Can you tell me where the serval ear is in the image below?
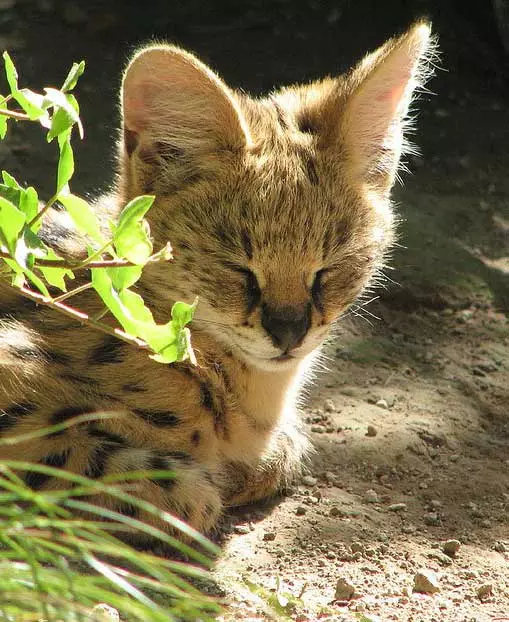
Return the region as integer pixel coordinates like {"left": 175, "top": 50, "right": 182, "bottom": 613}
{"left": 121, "top": 45, "right": 251, "bottom": 194}
{"left": 275, "top": 21, "right": 435, "bottom": 194}
{"left": 339, "top": 21, "right": 435, "bottom": 192}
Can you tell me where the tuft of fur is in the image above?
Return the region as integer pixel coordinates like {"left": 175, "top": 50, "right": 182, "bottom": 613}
{"left": 0, "top": 22, "right": 434, "bottom": 536}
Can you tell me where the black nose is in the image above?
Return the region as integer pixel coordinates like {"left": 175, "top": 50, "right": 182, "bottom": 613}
{"left": 261, "top": 304, "right": 311, "bottom": 352}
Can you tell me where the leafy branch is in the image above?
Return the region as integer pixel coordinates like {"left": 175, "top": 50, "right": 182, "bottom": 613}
{"left": 0, "top": 52, "right": 196, "bottom": 365}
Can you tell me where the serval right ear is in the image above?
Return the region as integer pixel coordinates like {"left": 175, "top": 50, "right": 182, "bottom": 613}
{"left": 340, "top": 21, "right": 436, "bottom": 193}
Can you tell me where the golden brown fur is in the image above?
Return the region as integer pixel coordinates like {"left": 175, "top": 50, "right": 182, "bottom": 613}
{"left": 0, "top": 23, "right": 434, "bottom": 536}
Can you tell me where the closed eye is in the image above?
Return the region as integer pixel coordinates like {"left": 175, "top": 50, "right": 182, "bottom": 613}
{"left": 311, "top": 269, "right": 326, "bottom": 313}
{"left": 235, "top": 267, "right": 261, "bottom": 313}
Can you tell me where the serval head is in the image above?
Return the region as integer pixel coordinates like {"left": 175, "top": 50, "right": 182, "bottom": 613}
{"left": 118, "top": 22, "right": 434, "bottom": 370}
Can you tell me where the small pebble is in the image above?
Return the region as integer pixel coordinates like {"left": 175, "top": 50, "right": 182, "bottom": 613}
{"left": 493, "top": 541, "right": 507, "bottom": 553}
{"left": 335, "top": 577, "right": 357, "bottom": 600}
{"left": 324, "top": 398, "right": 336, "bottom": 412}
{"left": 262, "top": 531, "right": 276, "bottom": 542}
{"left": 233, "top": 525, "right": 251, "bottom": 535}
{"left": 364, "top": 489, "right": 379, "bottom": 503}
{"left": 351, "top": 541, "right": 364, "bottom": 554}
{"left": 330, "top": 506, "right": 342, "bottom": 517}
{"left": 388, "top": 503, "right": 407, "bottom": 512}
{"left": 442, "top": 539, "right": 461, "bottom": 557}
{"left": 375, "top": 399, "right": 388, "bottom": 410}
{"left": 413, "top": 569, "right": 441, "bottom": 594}
{"left": 302, "top": 475, "right": 318, "bottom": 486}
{"left": 295, "top": 505, "right": 307, "bottom": 516}
{"left": 423, "top": 512, "right": 441, "bottom": 526}
{"left": 366, "top": 425, "right": 378, "bottom": 437}
{"left": 477, "top": 583, "right": 493, "bottom": 600}
{"left": 311, "top": 425, "right": 326, "bottom": 433}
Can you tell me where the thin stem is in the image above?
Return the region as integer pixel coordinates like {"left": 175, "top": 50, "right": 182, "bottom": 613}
{"left": 74, "top": 240, "right": 114, "bottom": 270}
{"left": 91, "top": 307, "right": 109, "bottom": 322}
{"left": 16, "top": 284, "right": 149, "bottom": 351}
{"left": 52, "top": 281, "right": 93, "bottom": 303}
{"left": 0, "top": 107, "right": 29, "bottom": 120}
{"left": 27, "top": 193, "right": 58, "bottom": 229}
{"left": 0, "top": 250, "right": 140, "bottom": 270}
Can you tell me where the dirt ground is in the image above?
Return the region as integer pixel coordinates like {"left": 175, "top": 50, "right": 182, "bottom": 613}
{"left": 1, "top": 1, "right": 508, "bottom": 620}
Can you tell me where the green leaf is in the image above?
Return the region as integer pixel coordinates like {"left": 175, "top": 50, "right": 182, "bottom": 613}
{"left": 22, "top": 230, "right": 72, "bottom": 291}
{"left": 57, "top": 134, "right": 74, "bottom": 194}
{"left": 2, "top": 170, "right": 21, "bottom": 189}
{"left": 0, "top": 182, "right": 21, "bottom": 207}
{"left": 19, "top": 186, "right": 38, "bottom": 223}
{"left": 91, "top": 268, "right": 137, "bottom": 334}
{"left": 0, "top": 180, "right": 40, "bottom": 231}
{"left": 107, "top": 264, "right": 142, "bottom": 290}
{"left": 117, "top": 195, "right": 155, "bottom": 229}
{"left": 0, "top": 114, "right": 7, "bottom": 139}
{"left": 58, "top": 193, "right": 104, "bottom": 245}
{"left": 61, "top": 60, "right": 85, "bottom": 92}
{"left": 14, "top": 88, "right": 47, "bottom": 121}
{"left": 47, "top": 107, "right": 75, "bottom": 142}
{"left": 118, "top": 288, "right": 155, "bottom": 326}
{"left": 38, "top": 264, "right": 69, "bottom": 291}
{"left": 0, "top": 196, "right": 25, "bottom": 252}
{"left": 113, "top": 195, "right": 155, "bottom": 265}
{"left": 44, "top": 88, "right": 83, "bottom": 140}
{"left": 3, "top": 51, "right": 18, "bottom": 93}
{"left": 0, "top": 96, "right": 8, "bottom": 139}
{"left": 171, "top": 299, "right": 196, "bottom": 330}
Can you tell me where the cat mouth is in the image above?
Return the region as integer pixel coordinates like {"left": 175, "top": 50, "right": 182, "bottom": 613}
{"left": 271, "top": 353, "right": 294, "bottom": 362}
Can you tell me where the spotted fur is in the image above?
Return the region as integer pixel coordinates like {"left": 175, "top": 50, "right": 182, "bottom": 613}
{"left": 0, "top": 23, "right": 434, "bottom": 536}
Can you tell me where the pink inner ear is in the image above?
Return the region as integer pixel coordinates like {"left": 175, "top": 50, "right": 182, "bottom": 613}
{"left": 124, "top": 81, "right": 162, "bottom": 132}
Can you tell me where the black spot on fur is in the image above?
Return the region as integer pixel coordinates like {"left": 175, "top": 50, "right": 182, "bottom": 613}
{"left": 306, "top": 158, "right": 319, "bottom": 185}
{"left": 167, "top": 451, "right": 193, "bottom": 465}
{"left": 117, "top": 502, "right": 139, "bottom": 519}
{"left": 199, "top": 382, "right": 228, "bottom": 436}
{"left": 0, "top": 402, "right": 37, "bottom": 433}
{"left": 24, "top": 449, "right": 71, "bottom": 490}
{"left": 200, "top": 383, "right": 214, "bottom": 411}
{"left": 89, "top": 336, "right": 126, "bottom": 364}
{"left": 133, "top": 408, "right": 180, "bottom": 427}
{"left": 297, "top": 114, "right": 316, "bottom": 134}
{"left": 85, "top": 432, "right": 126, "bottom": 479}
{"left": 191, "top": 430, "right": 201, "bottom": 446}
{"left": 87, "top": 425, "right": 128, "bottom": 447}
{"left": 46, "top": 350, "right": 72, "bottom": 365}
{"left": 49, "top": 405, "right": 94, "bottom": 437}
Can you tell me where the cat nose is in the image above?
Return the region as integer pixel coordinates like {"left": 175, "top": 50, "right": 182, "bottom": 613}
{"left": 261, "top": 303, "right": 311, "bottom": 352}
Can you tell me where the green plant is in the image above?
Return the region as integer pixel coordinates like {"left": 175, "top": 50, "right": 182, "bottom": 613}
{"left": 0, "top": 54, "right": 220, "bottom": 620}
{"left": 0, "top": 52, "right": 195, "bottom": 364}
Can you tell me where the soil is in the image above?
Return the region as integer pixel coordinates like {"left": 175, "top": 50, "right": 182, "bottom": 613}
{"left": 1, "top": 1, "right": 508, "bottom": 621}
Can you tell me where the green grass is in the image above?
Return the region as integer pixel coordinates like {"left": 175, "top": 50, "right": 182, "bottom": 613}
{"left": 0, "top": 438, "right": 222, "bottom": 621}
